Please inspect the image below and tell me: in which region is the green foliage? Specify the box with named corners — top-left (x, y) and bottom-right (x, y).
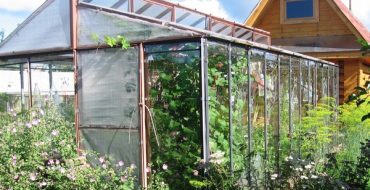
top-left (357, 38), bottom-right (370, 55)
top-left (146, 44), bottom-right (202, 189)
top-left (298, 98), bottom-right (339, 160)
top-left (0, 93), bottom-right (10, 112)
top-left (90, 33), bottom-right (130, 49)
top-left (0, 106), bottom-right (136, 189)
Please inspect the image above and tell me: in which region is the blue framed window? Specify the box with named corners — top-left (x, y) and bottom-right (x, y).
top-left (286, 0), bottom-right (314, 19)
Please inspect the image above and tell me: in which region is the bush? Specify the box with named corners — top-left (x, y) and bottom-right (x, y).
top-left (0, 106), bottom-right (135, 189)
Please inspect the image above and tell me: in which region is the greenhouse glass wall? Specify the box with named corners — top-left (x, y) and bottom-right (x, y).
top-left (0, 0), bottom-right (339, 188)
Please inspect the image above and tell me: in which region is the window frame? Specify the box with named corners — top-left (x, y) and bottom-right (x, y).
top-left (280, 0), bottom-right (319, 24)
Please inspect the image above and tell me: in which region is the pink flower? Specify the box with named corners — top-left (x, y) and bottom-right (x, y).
top-left (98, 157), bottom-right (105, 163)
top-left (145, 167), bottom-right (151, 173)
top-left (31, 119), bottom-right (40, 126)
top-left (25, 123), bottom-right (32, 128)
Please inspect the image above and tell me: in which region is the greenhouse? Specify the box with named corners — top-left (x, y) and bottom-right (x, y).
top-left (0, 0), bottom-right (339, 189)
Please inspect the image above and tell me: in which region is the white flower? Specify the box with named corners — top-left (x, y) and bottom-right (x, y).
top-left (285, 155), bottom-right (293, 161)
top-left (51, 130), bottom-right (59, 136)
top-left (305, 164), bottom-right (312, 169)
top-left (98, 157), bottom-right (105, 163)
top-left (118, 161), bottom-right (124, 167)
top-left (193, 170), bottom-right (199, 176)
top-left (30, 173), bottom-right (37, 181)
top-left (294, 167), bottom-right (303, 172)
top-left (300, 176), bottom-right (309, 180)
top-left (60, 167), bottom-right (66, 174)
top-left (38, 182), bottom-right (47, 188)
top-left (55, 159), bottom-right (60, 165)
top-left (40, 109), bottom-right (45, 116)
top-left (145, 167), bottom-right (151, 173)
top-left (102, 164), bottom-right (107, 169)
top-left (311, 175), bottom-right (318, 179)
top-left (67, 173), bottom-right (76, 181)
top-left (162, 164), bottom-right (168, 170)
top-left (271, 174), bottom-right (278, 180)
top-left (11, 128), bottom-right (17, 133)
top-left (130, 164), bottom-right (137, 169)
top-left (210, 151), bottom-right (225, 164)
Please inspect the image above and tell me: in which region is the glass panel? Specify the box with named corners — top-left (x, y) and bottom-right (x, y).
top-left (316, 63), bottom-right (324, 103)
top-left (250, 49), bottom-right (265, 186)
top-left (231, 46), bottom-right (249, 186)
top-left (265, 53), bottom-right (278, 177)
top-left (0, 0), bottom-right (70, 54)
top-left (234, 26), bottom-right (253, 40)
top-left (328, 66), bottom-right (334, 99)
top-left (145, 42), bottom-right (201, 188)
top-left (279, 56), bottom-right (290, 166)
top-left (134, 0), bottom-right (172, 21)
top-left (0, 64), bottom-right (24, 112)
top-left (211, 20), bottom-right (233, 36)
top-left (78, 48), bottom-right (139, 128)
top-left (309, 61), bottom-right (315, 105)
top-left (301, 60), bottom-right (310, 114)
top-left (175, 7), bottom-right (206, 29)
top-left (286, 0), bottom-right (314, 19)
top-left (50, 62), bottom-right (75, 122)
top-left (207, 41), bottom-right (230, 166)
top-left (30, 64), bottom-right (51, 109)
top-left (81, 0), bottom-right (129, 12)
top-left (291, 58), bottom-right (300, 156)
top-left (78, 7), bottom-right (192, 46)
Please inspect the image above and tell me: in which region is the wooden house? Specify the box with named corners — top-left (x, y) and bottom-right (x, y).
top-left (245, 0), bottom-right (370, 103)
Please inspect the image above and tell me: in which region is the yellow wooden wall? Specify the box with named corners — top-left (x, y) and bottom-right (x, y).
top-left (254, 0), bottom-right (353, 39)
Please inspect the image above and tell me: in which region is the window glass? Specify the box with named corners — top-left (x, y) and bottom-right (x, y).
top-left (286, 0), bottom-right (314, 19)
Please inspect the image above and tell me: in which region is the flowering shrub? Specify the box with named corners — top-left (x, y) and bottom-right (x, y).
top-left (0, 106), bottom-right (135, 189)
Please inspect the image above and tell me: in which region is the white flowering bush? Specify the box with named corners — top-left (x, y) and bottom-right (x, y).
top-left (0, 106), bottom-right (135, 189)
top-left (270, 155), bottom-right (347, 189)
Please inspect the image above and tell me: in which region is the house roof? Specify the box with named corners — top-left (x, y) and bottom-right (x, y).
top-left (245, 0), bottom-right (370, 43)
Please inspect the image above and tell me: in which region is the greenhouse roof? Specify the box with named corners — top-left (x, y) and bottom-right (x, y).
top-left (0, 0), bottom-right (271, 57)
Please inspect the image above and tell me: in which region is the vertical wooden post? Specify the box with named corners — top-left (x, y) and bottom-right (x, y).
top-left (139, 43), bottom-right (148, 188)
top-left (70, 0), bottom-right (80, 153)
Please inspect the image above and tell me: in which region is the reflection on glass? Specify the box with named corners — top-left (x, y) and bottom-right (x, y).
top-left (146, 42), bottom-right (201, 188)
top-left (250, 49), bottom-right (265, 187)
top-left (231, 46), bottom-right (249, 185)
top-left (265, 53), bottom-right (278, 176)
top-left (207, 41), bottom-right (230, 167)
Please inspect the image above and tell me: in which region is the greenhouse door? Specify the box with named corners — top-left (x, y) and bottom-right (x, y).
top-left (143, 41), bottom-right (203, 189)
